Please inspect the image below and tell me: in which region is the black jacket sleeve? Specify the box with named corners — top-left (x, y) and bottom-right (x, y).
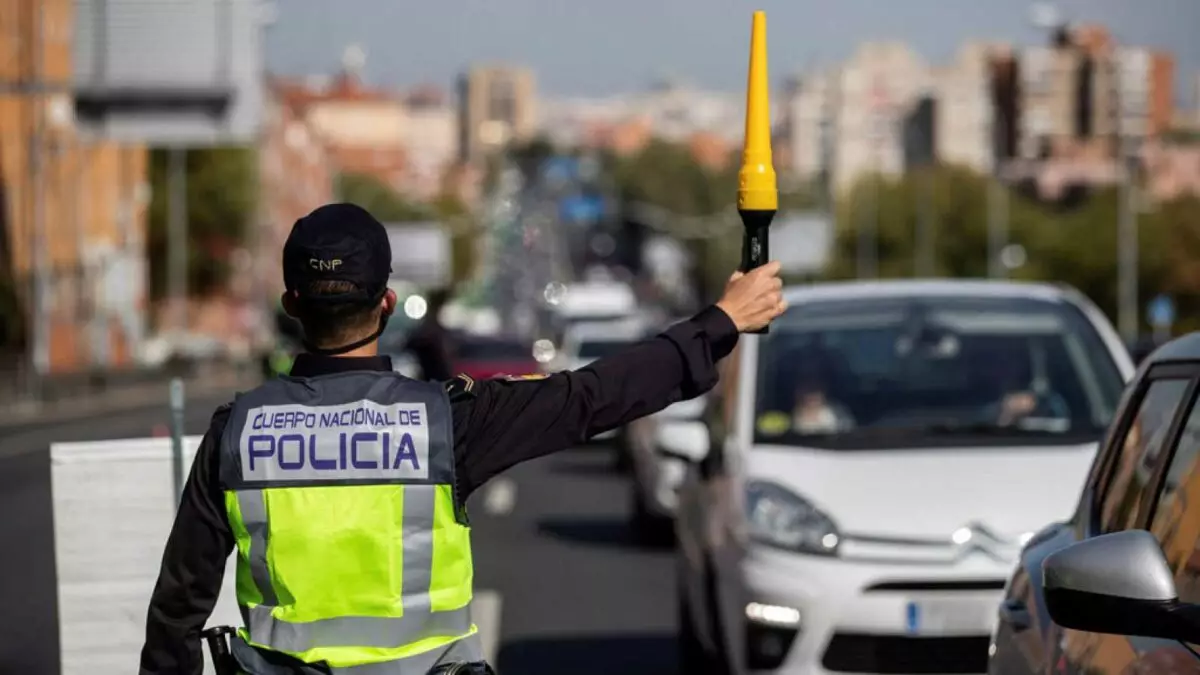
top-left (451, 305), bottom-right (738, 499)
top-left (140, 406), bottom-right (236, 675)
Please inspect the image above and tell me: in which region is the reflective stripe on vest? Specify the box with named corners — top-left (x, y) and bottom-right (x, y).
top-left (219, 373), bottom-right (475, 669)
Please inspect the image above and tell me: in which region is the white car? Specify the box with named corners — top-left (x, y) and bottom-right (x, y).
top-left (624, 395), bottom-right (709, 542)
top-left (673, 280), bottom-right (1134, 675)
top-left (551, 318), bottom-right (646, 441)
top-left (553, 318), bottom-right (646, 371)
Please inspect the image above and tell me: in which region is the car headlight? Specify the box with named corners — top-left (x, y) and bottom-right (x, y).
top-left (745, 480), bottom-right (840, 556)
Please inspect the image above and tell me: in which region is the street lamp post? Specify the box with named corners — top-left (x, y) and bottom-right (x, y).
top-left (30, 0), bottom-right (49, 393)
top-left (1116, 123), bottom-right (1141, 343)
top-left (858, 77), bottom-right (886, 279)
top-left (986, 164), bottom-right (1010, 279)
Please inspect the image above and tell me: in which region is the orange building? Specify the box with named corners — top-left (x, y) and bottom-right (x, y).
top-left (0, 0), bottom-right (149, 373)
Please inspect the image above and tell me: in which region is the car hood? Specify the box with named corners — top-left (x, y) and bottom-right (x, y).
top-left (746, 443), bottom-right (1097, 542)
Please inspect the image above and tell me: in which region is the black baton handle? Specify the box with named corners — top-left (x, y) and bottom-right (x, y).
top-left (739, 209), bottom-right (774, 335)
top-left (202, 626), bottom-right (238, 675)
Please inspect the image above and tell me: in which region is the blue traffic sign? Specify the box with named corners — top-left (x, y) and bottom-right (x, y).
top-left (559, 194), bottom-right (605, 224)
top-left (1147, 295), bottom-right (1175, 328)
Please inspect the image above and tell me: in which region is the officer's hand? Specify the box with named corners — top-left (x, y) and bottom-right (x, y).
top-left (715, 261), bottom-right (787, 333)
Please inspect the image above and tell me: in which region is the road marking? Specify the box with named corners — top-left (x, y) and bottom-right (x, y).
top-left (482, 478), bottom-right (516, 515)
top-left (473, 590), bottom-right (503, 665)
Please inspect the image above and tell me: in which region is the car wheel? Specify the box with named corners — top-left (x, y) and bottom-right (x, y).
top-left (631, 487), bottom-right (674, 547)
top-left (678, 585), bottom-right (708, 674)
top-left (612, 441), bottom-right (633, 473)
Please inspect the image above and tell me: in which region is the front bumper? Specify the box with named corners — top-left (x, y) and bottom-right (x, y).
top-left (740, 546), bottom-right (1009, 674)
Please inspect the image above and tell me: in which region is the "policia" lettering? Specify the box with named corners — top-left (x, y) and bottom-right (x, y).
top-left (246, 432), bottom-right (420, 472)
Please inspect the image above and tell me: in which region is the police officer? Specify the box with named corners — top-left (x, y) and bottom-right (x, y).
top-left (140, 203), bottom-right (786, 675)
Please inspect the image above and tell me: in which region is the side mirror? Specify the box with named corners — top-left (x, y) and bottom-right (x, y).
top-left (657, 395), bottom-right (707, 421)
top-left (654, 420), bottom-right (709, 463)
top-left (1043, 530), bottom-right (1200, 642)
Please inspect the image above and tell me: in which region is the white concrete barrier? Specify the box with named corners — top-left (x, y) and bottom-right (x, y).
top-left (50, 436), bottom-right (239, 675)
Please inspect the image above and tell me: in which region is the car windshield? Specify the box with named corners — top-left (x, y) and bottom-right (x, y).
top-left (578, 339), bottom-right (629, 359)
top-left (753, 294), bottom-right (1125, 449)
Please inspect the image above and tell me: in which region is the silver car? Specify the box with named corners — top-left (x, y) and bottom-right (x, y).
top-left (989, 332), bottom-right (1200, 675)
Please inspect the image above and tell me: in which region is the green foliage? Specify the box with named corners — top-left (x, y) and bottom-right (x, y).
top-left (338, 175), bottom-right (480, 284)
top-left (825, 163), bottom-right (1200, 333)
top-left (1162, 128), bottom-right (1200, 145)
top-left (432, 194), bottom-right (481, 284)
top-left (147, 147), bottom-right (257, 299)
top-left (612, 139), bottom-right (817, 299)
top-left (336, 173), bottom-right (431, 222)
top-left (509, 135), bottom-right (557, 175)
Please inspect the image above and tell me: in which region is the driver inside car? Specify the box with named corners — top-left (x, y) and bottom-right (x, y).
top-left (972, 345), bottom-right (1070, 427)
top-left (790, 360), bottom-right (855, 434)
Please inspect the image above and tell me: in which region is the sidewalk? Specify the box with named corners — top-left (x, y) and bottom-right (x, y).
top-left (0, 365), bottom-right (260, 430)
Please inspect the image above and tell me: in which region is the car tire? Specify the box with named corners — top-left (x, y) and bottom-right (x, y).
top-left (612, 440), bottom-right (633, 473)
top-left (631, 487), bottom-right (674, 547)
top-left (678, 586), bottom-right (708, 674)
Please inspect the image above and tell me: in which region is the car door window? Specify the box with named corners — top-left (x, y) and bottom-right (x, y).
top-left (1099, 379), bottom-right (1191, 533)
top-left (1149, 394), bottom-right (1200, 602)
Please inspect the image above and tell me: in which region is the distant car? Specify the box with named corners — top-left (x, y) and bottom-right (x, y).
top-left (551, 319), bottom-right (646, 442)
top-left (625, 394), bottom-right (709, 544)
top-left (452, 335), bottom-right (540, 381)
top-left (552, 318), bottom-right (646, 371)
top-left (674, 280), bottom-right (1133, 675)
top-left (988, 332), bottom-right (1200, 675)
top-left (553, 280), bottom-right (638, 327)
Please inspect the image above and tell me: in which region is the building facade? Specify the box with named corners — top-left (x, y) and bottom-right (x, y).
top-left (0, 0), bottom-right (150, 373)
top-left (784, 69), bottom-right (839, 184)
top-left (934, 43), bottom-right (997, 174)
top-left (833, 42), bottom-right (932, 193)
top-left (457, 65), bottom-right (537, 164)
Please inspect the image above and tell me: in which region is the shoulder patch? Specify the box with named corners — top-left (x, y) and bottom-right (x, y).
top-left (501, 373), bottom-right (549, 381)
top-left (445, 373), bottom-right (477, 402)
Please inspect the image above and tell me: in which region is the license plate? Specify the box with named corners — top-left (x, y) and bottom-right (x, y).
top-left (905, 597), bottom-right (993, 636)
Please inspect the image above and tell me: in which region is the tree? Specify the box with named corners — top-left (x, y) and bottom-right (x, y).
top-left (337, 172), bottom-right (431, 222)
top-left (822, 163), bottom-right (1200, 334)
top-left (146, 147), bottom-right (257, 299)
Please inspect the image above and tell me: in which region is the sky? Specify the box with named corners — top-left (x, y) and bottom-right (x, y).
top-left (264, 0), bottom-right (1199, 101)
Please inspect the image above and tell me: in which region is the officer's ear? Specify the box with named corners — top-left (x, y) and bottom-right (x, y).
top-left (281, 291), bottom-right (301, 319)
top-left (381, 288), bottom-right (397, 316)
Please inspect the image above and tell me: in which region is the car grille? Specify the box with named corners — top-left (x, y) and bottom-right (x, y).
top-left (822, 633), bottom-right (990, 674)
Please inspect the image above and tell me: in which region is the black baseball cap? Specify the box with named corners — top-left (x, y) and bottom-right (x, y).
top-left (283, 203), bottom-right (393, 305)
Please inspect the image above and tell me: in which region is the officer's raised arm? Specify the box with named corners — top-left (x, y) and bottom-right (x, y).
top-left (452, 263), bottom-right (786, 497)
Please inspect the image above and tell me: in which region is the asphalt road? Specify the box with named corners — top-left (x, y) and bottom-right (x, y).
top-left (0, 399), bottom-right (681, 674)
top-left (0, 393), bottom-right (230, 674)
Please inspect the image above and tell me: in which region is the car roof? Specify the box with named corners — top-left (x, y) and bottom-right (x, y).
top-left (1143, 332), bottom-right (1200, 365)
top-left (782, 279), bottom-right (1076, 305)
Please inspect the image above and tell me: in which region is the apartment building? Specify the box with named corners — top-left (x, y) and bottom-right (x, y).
top-left (833, 42), bottom-right (932, 193)
top-left (256, 89), bottom-right (335, 296)
top-left (457, 65), bottom-right (537, 164)
top-left (784, 69), bottom-right (839, 183)
top-left (402, 86), bottom-right (457, 201)
top-left (1018, 25), bottom-right (1173, 159)
top-left (538, 82), bottom-right (742, 163)
top-left (275, 65), bottom-right (410, 192)
top-left (0, 0), bottom-right (150, 372)
top-left (934, 43), bottom-right (998, 174)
